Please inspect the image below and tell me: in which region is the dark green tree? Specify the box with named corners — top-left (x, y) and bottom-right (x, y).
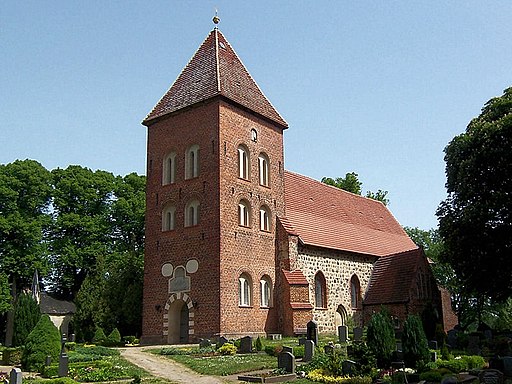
top-left (49, 165), bottom-right (116, 299)
top-left (437, 86), bottom-right (512, 304)
top-left (322, 172), bottom-right (389, 205)
top-left (13, 292), bottom-right (41, 347)
top-left (366, 309), bottom-right (395, 368)
top-left (402, 315), bottom-right (430, 369)
top-left (0, 272), bottom-right (11, 314)
top-left (21, 314), bottom-right (61, 372)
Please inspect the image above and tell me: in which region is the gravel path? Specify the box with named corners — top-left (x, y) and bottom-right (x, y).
top-left (119, 346), bottom-right (239, 384)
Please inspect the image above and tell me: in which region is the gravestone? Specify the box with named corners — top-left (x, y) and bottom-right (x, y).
top-left (467, 335), bottom-right (481, 355)
top-left (278, 351), bottom-right (295, 374)
top-left (447, 329), bottom-right (458, 348)
top-left (282, 346), bottom-right (293, 354)
top-left (396, 342), bottom-right (402, 351)
top-left (324, 343), bottom-right (334, 355)
top-left (342, 360), bottom-right (357, 376)
top-left (307, 320), bottom-right (318, 346)
top-left (338, 326), bottom-right (348, 343)
top-left (428, 340), bottom-right (438, 350)
top-left (217, 336), bottom-right (229, 347)
top-left (298, 337), bottom-right (306, 346)
top-left (484, 329), bottom-right (493, 341)
top-left (240, 336), bottom-right (253, 354)
top-left (59, 334), bottom-right (68, 377)
top-left (304, 340), bottom-right (315, 362)
top-left (353, 327), bottom-right (363, 341)
top-left (199, 338), bottom-right (211, 348)
top-left (479, 369), bottom-right (504, 384)
top-left (10, 368), bottom-right (22, 384)
top-left (431, 351), bottom-right (437, 362)
top-left (502, 357), bottom-right (512, 377)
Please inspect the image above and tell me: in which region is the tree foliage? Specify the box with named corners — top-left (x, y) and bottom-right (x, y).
top-left (366, 309), bottom-right (395, 368)
top-left (13, 292), bottom-right (41, 347)
top-left (322, 172), bottom-right (389, 205)
top-left (0, 272), bottom-right (11, 314)
top-left (437, 87), bottom-right (512, 303)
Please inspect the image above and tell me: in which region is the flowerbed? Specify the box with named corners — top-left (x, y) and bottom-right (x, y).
top-left (307, 369), bottom-right (372, 384)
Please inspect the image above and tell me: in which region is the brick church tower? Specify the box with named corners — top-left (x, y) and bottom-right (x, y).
top-left (141, 26), bottom-right (288, 344)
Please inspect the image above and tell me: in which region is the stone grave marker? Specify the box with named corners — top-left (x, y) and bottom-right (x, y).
top-left (467, 335), bottom-right (481, 355)
top-left (307, 320), bottom-right (318, 346)
top-left (240, 336), bottom-right (253, 354)
top-left (10, 368), bottom-right (22, 384)
top-left (278, 351), bottom-right (295, 374)
top-left (342, 360), bottom-right (357, 376)
top-left (199, 338), bottom-right (211, 348)
top-left (298, 337), bottom-right (306, 346)
top-left (431, 351), bottom-right (437, 362)
top-left (324, 342), bottom-right (334, 355)
top-left (304, 340), bottom-right (314, 362)
top-left (338, 326), bottom-right (348, 343)
top-left (282, 346), bottom-right (293, 354)
top-left (502, 357), bottom-right (512, 378)
top-left (479, 369), bottom-right (504, 384)
top-left (353, 327), bottom-right (363, 341)
top-left (447, 329), bottom-right (458, 348)
top-left (428, 340), bottom-right (438, 350)
top-left (217, 336), bottom-right (229, 347)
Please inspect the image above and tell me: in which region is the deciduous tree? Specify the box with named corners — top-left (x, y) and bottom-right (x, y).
top-left (322, 172), bottom-right (389, 205)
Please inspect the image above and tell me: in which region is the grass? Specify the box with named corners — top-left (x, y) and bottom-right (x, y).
top-left (165, 353), bottom-right (277, 376)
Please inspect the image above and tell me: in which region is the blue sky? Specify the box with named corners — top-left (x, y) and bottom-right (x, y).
top-left (2, 1), bottom-right (511, 230)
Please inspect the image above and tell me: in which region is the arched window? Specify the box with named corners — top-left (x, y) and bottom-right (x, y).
top-left (260, 275), bottom-right (272, 307)
top-left (350, 275), bottom-right (361, 309)
top-left (315, 271), bottom-right (327, 308)
top-left (259, 205), bottom-right (271, 232)
top-left (238, 199), bottom-right (251, 227)
top-left (162, 205), bottom-right (176, 231)
top-left (258, 153), bottom-right (270, 187)
top-left (185, 199), bottom-right (200, 227)
top-left (237, 145), bottom-right (250, 180)
top-left (185, 145), bottom-right (199, 179)
top-left (239, 273), bottom-right (252, 306)
top-left (162, 152), bottom-right (176, 185)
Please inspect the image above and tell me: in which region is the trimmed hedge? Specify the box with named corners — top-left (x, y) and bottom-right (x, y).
top-left (22, 315), bottom-right (61, 372)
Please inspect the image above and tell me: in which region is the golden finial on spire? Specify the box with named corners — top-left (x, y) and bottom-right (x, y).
top-left (213, 9), bottom-right (220, 26)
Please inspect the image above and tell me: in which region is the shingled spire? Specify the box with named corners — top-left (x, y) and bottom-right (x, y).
top-left (143, 29), bottom-right (288, 128)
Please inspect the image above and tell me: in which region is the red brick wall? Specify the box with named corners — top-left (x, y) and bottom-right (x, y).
top-left (217, 100), bottom-right (285, 337)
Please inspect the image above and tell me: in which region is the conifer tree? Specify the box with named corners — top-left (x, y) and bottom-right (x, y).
top-left (366, 309), bottom-right (395, 368)
top-left (13, 292), bottom-right (41, 346)
top-left (22, 315), bottom-right (61, 372)
top-left (402, 315), bottom-right (430, 369)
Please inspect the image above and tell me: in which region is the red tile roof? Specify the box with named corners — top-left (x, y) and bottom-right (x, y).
top-left (364, 248), bottom-right (425, 305)
top-left (143, 29), bottom-right (288, 128)
top-left (283, 270), bottom-right (309, 285)
top-left (283, 171), bottom-right (417, 256)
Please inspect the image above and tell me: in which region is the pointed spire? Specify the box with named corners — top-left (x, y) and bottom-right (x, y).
top-left (143, 29), bottom-right (287, 128)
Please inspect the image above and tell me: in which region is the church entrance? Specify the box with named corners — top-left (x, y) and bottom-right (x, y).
top-left (167, 299), bottom-right (189, 344)
top-left (335, 304), bottom-right (348, 328)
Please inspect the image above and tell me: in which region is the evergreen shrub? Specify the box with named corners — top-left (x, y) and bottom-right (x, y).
top-left (13, 292), bottom-right (41, 347)
top-left (402, 315), bottom-right (430, 369)
top-left (106, 328), bottom-right (122, 346)
top-left (92, 327), bottom-right (107, 345)
top-left (255, 336), bottom-right (263, 351)
top-left (22, 315), bottom-right (61, 372)
top-left (366, 309), bottom-right (395, 368)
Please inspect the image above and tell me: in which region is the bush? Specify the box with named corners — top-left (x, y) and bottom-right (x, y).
top-left (13, 292), bottom-right (41, 347)
top-left (218, 343), bottom-right (237, 355)
top-left (402, 315), bottom-right (430, 369)
top-left (264, 344), bottom-right (283, 356)
top-left (255, 336), bottom-right (263, 351)
top-left (92, 327), bottom-right (107, 345)
top-left (307, 368), bottom-right (373, 384)
top-left (2, 347), bottom-right (23, 365)
top-left (22, 315), bottom-right (61, 372)
top-left (366, 309), bottom-right (395, 368)
top-left (65, 342), bottom-right (76, 351)
top-left (419, 369), bottom-right (453, 383)
top-left (349, 342), bottom-right (377, 377)
top-left (106, 328), bottom-right (122, 346)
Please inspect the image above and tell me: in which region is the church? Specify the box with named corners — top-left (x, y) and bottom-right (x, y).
top-left (140, 25), bottom-right (456, 344)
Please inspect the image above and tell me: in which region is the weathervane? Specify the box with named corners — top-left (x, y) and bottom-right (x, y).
top-left (213, 9), bottom-right (220, 27)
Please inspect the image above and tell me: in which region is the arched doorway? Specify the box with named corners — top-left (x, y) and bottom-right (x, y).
top-left (164, 292), bottom-right (194, 344)
top-left (335, 304), bottom-right (348, 328)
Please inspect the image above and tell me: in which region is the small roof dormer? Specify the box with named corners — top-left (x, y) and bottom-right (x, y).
top-left (143, 29), bottom-right (288, 129)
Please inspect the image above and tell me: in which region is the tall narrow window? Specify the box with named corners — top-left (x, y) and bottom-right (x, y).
top-left (185, 145), bottom-right (199, 179)
top-left (259, 205), bottom-right (271, 232)
top-left (315, 272), bottom-right (327, 308)
top-left (350, 275), bottom-right (361, 309)
top-left (239, 273), bottom-right (252, 306)
top-left (163, 152), bottom-right (177, 185)
top-left (238, 145), bottom-right (250, 180)
top-left (162, 205), bottom-right (176, 231)
top-left (260, 275), bottom-right (272, 307)
top-left (238, 199), bottom-right (251, 227)
top-left (258, 153), bottom-right (269, 187)
top-left (185, 199), bottom-right (200, 227)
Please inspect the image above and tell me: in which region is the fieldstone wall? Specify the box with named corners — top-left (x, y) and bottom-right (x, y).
top-left (295, 244), bottom-right (377, 333)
